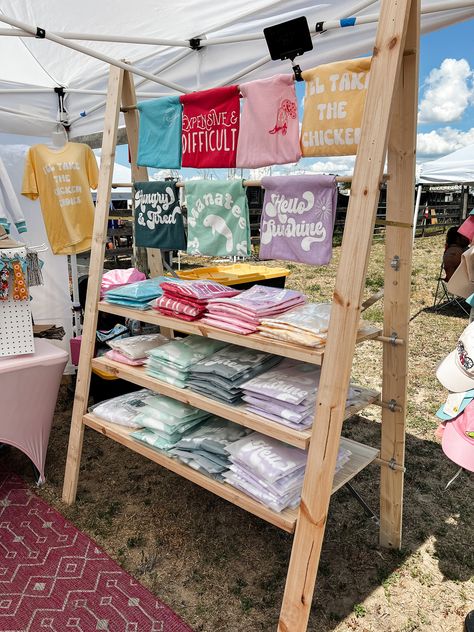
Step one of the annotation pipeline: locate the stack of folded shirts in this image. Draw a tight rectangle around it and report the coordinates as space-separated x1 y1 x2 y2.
241 359 320 428
201 285 306 334
258 303 372 348
100 267 146 299
129 394 212 451
146 335 229 388
169 416 252 479
241 359 367 429
187 345 281 404
150 279 240 321
104 276 179 310
223 432 352 512
106 333 169 366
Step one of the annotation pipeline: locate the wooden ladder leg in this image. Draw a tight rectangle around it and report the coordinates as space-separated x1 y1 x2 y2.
380 0 420 549
278 1 417 630
62 66 124 505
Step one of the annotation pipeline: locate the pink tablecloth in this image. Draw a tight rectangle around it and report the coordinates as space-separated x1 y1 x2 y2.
0 339 68 482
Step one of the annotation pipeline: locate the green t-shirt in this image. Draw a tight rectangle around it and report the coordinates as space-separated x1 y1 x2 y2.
134 181 186 250
185 179 250 256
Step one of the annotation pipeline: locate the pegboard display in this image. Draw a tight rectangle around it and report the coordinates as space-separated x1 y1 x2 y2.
0 246 34 357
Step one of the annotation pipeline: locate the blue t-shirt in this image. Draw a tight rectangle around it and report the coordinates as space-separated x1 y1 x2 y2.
137 97 182 169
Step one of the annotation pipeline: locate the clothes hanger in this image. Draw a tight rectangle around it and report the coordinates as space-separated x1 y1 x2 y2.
27 243 49 253
49 122 69 150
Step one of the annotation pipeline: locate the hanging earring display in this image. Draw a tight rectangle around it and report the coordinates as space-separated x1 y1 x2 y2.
0 263 9 300
26 250 44 286
11 259 28 300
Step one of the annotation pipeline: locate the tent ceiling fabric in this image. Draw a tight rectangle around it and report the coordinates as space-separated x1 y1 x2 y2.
0 0 473 137
418 143 474 184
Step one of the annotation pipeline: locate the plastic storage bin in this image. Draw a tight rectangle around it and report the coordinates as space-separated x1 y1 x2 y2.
176 263 289 290
0 339 68 482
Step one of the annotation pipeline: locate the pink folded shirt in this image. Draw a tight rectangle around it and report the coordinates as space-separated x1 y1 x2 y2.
101 268 146 299
104 349 146 366
200 316 257 335
206 285 305 318
160 279 240 302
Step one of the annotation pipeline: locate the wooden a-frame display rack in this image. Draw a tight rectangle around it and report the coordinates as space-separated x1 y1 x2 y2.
62 0 419 628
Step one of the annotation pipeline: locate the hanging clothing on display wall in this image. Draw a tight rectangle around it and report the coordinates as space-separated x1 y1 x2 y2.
180 86 240 169
133 181 187 250
185 180 250 257
136 96 182 169
259 175 338 265
21 142 99 255
236 74 301 169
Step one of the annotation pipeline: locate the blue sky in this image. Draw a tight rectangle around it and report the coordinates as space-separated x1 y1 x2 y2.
116 16 474 177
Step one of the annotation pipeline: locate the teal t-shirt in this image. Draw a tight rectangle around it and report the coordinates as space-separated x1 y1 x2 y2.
137 97 182 169
185 180 251 257
134 181 187 250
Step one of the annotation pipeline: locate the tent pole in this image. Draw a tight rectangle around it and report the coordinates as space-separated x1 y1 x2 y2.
67 49 193 128
0 27 190 47
0 14 189 94
462 185 469 220
0 0 471 50
413 183 422 242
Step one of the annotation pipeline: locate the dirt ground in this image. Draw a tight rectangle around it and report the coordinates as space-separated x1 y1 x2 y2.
3 232 474 632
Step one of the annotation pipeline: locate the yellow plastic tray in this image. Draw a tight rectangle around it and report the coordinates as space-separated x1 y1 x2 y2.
176 263 289 286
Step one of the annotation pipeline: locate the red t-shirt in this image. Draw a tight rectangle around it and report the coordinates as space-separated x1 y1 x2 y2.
180 86 240 168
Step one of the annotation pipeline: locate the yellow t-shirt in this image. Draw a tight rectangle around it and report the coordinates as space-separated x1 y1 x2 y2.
300 57 371 157
22 142 99 255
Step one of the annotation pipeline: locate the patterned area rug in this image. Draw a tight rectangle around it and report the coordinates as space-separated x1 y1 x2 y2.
0 471 193 632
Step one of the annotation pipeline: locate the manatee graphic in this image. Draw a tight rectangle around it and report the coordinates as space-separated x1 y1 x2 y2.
203 214 234 252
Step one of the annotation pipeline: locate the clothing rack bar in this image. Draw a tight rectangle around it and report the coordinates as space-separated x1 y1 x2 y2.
111 175 389 189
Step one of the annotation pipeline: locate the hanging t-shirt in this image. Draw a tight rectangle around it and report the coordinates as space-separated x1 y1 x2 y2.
236 74 301 168
185 180 250 257
21 142 99 255
137 97 182 169
133 181 186 250
301 57 371 157
180 86 240 168
259 175 337 265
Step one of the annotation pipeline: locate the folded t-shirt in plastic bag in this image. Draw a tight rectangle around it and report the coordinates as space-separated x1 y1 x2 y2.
225 432 307 483
131 428 178 451
174 416 252 455
108 333 169 359
147 335 228 369
90 389 152 427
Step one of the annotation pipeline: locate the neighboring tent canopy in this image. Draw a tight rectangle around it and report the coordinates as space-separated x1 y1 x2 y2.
418 143 474 184
0 0 473 137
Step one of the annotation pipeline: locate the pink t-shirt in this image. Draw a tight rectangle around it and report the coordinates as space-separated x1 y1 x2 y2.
236 74 301 169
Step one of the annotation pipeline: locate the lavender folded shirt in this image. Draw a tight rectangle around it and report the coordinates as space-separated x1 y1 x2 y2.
241 359 321 405
206 284 305 318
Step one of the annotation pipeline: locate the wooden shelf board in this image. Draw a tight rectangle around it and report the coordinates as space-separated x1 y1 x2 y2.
92 356 380 450
98 301 381 365
83 414 379 533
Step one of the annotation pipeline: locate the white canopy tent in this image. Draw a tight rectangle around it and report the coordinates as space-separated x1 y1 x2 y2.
414 144 474 234
418 143 474 184
0 0 473 358
0 0 473 137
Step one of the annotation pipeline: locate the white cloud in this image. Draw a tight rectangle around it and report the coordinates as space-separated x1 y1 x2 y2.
418 58 473 124
416 126 474 158
307 157 356 175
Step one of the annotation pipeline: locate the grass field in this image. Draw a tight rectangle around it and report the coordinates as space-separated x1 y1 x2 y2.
4 233 474 632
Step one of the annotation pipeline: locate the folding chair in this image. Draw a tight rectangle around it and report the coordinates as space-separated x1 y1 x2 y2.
433 261 470 316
